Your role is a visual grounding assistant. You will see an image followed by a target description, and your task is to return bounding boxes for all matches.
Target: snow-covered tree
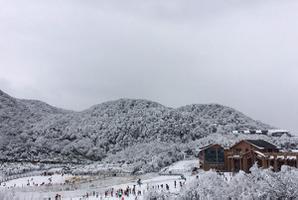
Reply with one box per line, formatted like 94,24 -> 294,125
147,165 -> 298,200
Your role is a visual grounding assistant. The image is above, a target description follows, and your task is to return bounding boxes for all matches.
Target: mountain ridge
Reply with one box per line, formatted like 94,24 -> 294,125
0,89 -> 273,164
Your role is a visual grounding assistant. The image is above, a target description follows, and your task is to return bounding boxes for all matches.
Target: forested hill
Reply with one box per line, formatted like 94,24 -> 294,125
0,89 -> 272,163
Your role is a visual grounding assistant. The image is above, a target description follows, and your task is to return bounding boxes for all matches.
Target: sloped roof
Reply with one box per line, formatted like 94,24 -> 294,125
199,144 -> 223,151
245,140 -> 277,150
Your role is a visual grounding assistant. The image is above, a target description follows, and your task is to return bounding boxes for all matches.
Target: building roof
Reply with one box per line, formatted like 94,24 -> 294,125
245,140 -> 277,150
199,144 -> 223,151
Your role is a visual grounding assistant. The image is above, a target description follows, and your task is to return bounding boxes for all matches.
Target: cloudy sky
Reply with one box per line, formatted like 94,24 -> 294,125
0,0 -> 298,133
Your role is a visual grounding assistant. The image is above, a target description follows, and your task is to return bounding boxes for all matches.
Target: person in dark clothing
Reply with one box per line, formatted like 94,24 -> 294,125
137,179 -> 142,186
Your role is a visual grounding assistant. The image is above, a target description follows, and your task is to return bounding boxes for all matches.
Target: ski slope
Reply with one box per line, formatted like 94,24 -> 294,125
0,160 -> 198,200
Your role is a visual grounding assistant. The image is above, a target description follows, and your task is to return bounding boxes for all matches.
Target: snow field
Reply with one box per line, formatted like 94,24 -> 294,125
0,173 -> 192,200
0,160 -> 199,200
0,174 -> 76,188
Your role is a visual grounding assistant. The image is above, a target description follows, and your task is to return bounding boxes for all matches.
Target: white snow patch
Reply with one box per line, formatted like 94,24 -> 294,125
0,174 -> 75,188
160,160 -> 198,174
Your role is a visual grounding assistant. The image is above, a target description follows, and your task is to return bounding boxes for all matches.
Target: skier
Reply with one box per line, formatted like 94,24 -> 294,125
137,178 -> 142,186
180,175 -> 186,181
166,184 -> 169,190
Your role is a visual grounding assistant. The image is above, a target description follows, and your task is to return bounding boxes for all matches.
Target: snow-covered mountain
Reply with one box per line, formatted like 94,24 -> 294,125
0,89 -> 272,164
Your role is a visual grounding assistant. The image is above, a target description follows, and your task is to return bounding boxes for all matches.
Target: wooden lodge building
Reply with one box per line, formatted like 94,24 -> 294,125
199,140 -> 298,172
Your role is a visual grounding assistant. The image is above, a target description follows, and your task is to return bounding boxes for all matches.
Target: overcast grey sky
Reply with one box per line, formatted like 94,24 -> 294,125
0,0 -> 298,133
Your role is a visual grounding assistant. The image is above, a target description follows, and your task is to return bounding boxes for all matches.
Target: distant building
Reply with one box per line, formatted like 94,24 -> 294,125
267,129 -> 291,137
199,140 -> 298,172
231,129 -> 291,137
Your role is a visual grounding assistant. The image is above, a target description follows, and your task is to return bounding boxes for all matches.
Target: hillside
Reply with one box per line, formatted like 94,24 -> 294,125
0,90 -> 273,165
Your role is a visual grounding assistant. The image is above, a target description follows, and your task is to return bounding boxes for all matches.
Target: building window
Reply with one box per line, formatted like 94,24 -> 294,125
218,148 -> 224,162
205,147 -> 224,163
205,148 -> 217,163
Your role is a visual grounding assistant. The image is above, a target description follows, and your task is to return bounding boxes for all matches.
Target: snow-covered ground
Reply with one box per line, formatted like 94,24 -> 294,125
1,173 -> 190,200
160,159 -> 199,174
0,174 -> 75,188
0,160 -> 199,200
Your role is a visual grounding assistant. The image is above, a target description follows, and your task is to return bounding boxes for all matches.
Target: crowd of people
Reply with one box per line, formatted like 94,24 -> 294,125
50,178 -> 187,200
1,172 -> 189,200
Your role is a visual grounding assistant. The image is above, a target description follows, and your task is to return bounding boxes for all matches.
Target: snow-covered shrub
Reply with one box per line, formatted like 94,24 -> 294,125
146,165 -> 298,200
144,189 -> 175,200
179,171 -> 229,200
104,142 -> 186,173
